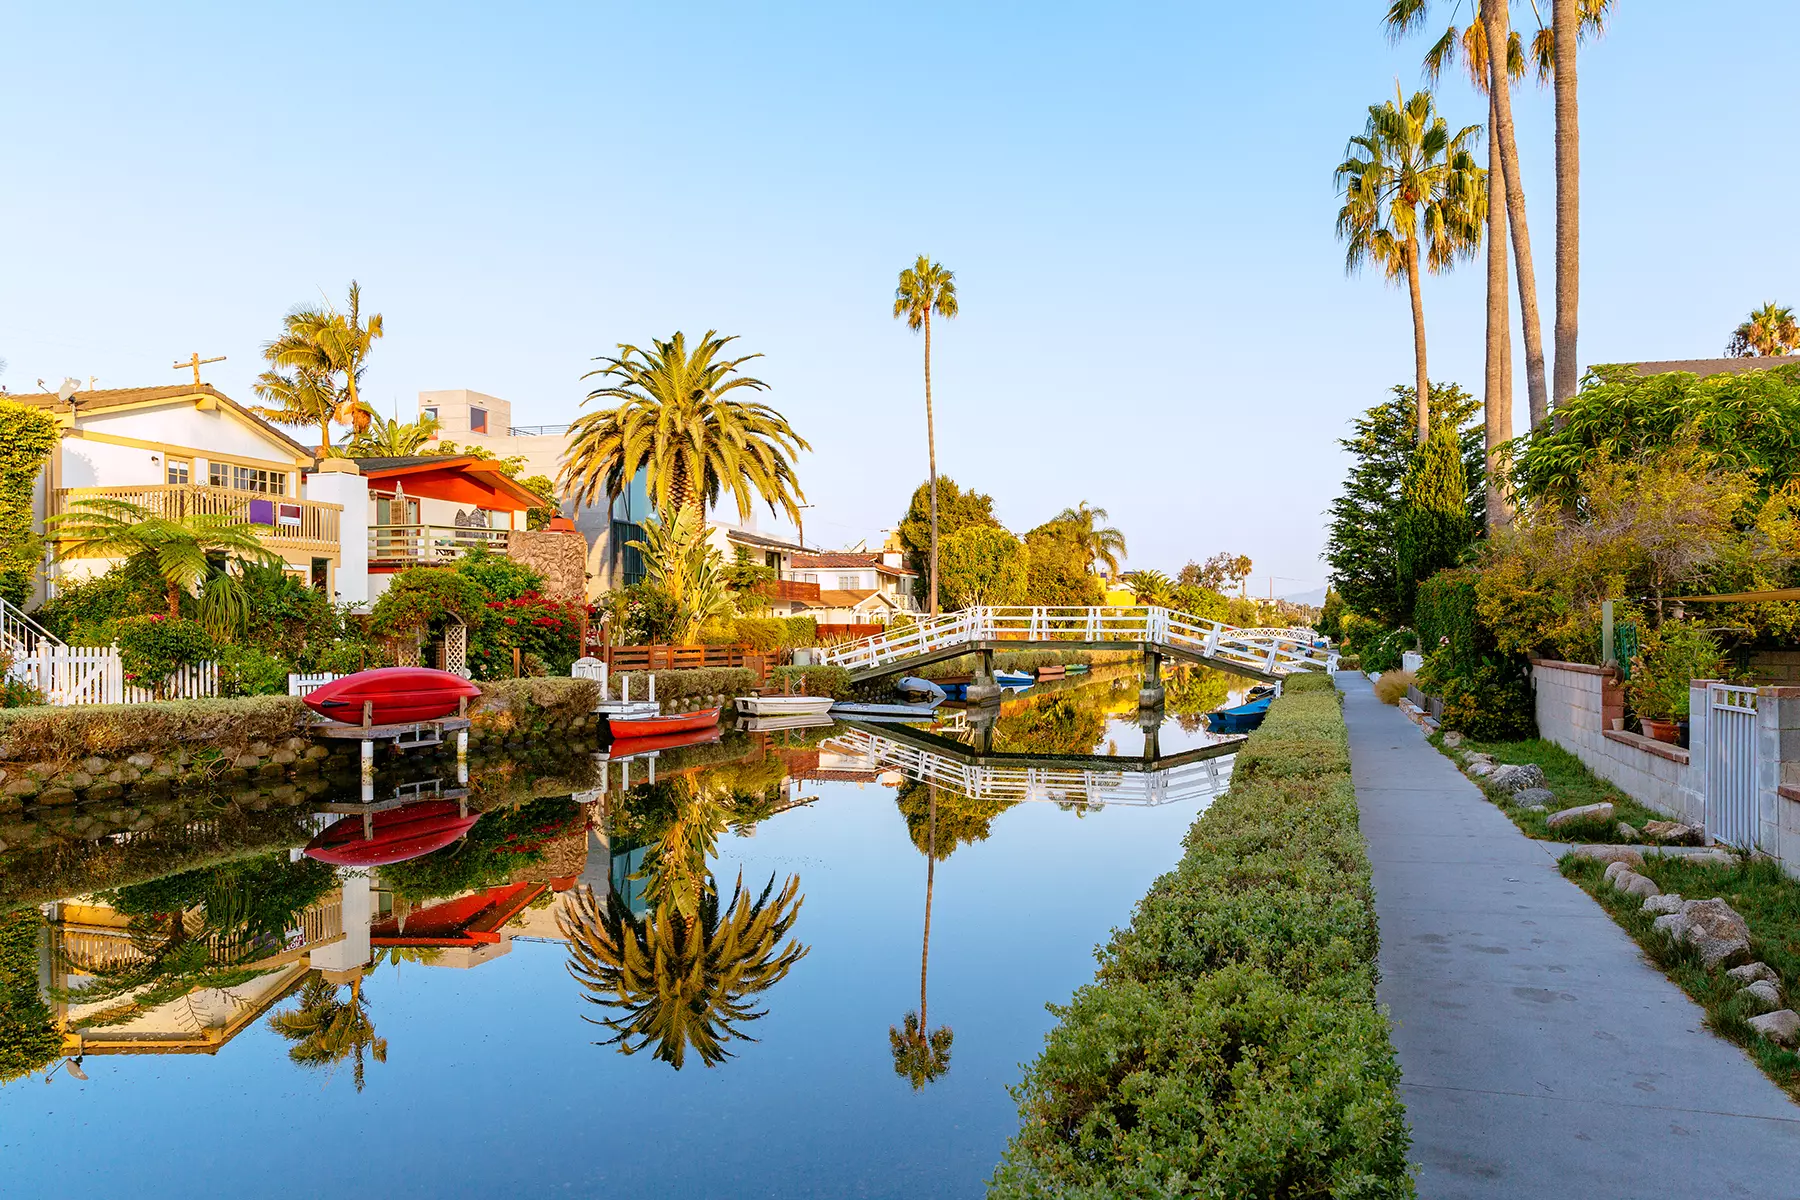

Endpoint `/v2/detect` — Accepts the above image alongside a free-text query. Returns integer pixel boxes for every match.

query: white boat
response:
[735,695,836,717]
[738,712,837,733]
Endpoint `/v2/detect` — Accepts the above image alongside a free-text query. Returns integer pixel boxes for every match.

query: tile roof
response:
[792,551,915,575]
[1630,356,1800,379]
[10,383,316,458]
[724,527,807,553]
[814,589,892,608]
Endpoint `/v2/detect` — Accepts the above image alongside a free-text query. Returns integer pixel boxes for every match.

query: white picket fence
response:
[288,672,345,698]
[11,646,220,706]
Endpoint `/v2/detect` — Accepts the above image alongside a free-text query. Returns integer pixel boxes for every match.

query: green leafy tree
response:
[562,331,809,530]
[1336,85,1486,441]
[898,477,999,601]
[0,910,62,1083]
[1170,583,1229,622]
[1195,553,1254,594]
[893,256,960,616]
[939,525,1027,608]
[1022,520,1105,607]
[453,542,545,601]
[0,399,58,606]
[46,497,283,630]
[1052,502,1128,577]
[1727,303,1800,358]
[1395,424,1475,618]
[1326,383,1485,625]
[253,281,384,453]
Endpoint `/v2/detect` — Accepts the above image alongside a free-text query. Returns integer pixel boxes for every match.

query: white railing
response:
[1705,683,1760,850]
[288,672,346,698]
[817,606,1335,677]
[369,524,511,567]
[13,646,220,705]
[0,594,63,659]
[827,725,1237,809]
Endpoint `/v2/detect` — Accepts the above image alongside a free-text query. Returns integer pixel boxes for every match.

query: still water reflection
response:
[0,669,1246,1198]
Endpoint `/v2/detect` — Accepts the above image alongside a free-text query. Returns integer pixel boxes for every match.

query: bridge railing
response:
[820,606,1335,675]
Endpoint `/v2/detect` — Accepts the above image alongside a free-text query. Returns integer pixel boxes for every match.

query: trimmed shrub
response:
[474,677,599,729]
[1414,567,1536,741]
[116,614,216,697]
[588,667,755,707]
[781,615,819,648]
[770,665,853,699]
[0,696,309,768]
[991,673,1412,1199]
[218,645,292,697]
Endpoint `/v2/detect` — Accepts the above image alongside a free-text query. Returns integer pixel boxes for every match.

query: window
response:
[233,466,285,495]
[765,551,780,569]
[469,406,488,434]
[311,557,331,592]
[838,574,859,591]
[614,519,646,586]
[166,460,190,485]
[209,462,228,488]
[422,406,438,422]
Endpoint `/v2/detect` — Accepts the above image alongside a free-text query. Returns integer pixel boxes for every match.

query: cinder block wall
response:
[1531,661,1696,823]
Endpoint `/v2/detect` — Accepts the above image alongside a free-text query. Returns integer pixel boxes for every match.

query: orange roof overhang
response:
[362,458,545,512]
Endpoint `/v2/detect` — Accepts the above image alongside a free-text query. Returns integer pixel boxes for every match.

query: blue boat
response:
[1207,696,1272,733]
[995,670,1034,689]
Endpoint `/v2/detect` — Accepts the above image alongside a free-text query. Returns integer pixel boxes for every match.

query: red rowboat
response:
[304,800,480,867]
[303,667,482,726]
[601,725,722,755]
[605,707,721,741]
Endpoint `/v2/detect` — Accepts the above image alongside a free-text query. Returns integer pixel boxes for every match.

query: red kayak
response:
[303,666,482,725]
[601,726,723,755]
[304,800,480,867]
[606,707,721,741]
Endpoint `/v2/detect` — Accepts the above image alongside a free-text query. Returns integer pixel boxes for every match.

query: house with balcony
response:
[22,384,349,604]
[354,454,550,601]
[785,551,919,624]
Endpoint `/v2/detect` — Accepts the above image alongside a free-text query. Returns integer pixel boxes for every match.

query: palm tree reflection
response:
[267,972,389,1091]
[890,784,953,1089]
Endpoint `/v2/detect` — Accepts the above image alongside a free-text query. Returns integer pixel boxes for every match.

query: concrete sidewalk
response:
[1337,671,1800,1199]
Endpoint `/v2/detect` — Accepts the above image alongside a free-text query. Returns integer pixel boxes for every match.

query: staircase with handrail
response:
[0,594,63,659]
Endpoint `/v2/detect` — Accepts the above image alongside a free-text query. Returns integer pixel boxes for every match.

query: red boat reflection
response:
[304,799,480,867]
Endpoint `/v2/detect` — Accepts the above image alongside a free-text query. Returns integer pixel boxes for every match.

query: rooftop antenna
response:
[173,352,226,385]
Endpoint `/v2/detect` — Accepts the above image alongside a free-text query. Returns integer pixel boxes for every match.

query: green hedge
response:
[770,665,853,698]
[1413,568,1480,671]
[990,673,1413,1198]
[0,909,61,1083]
[0,696,309,767]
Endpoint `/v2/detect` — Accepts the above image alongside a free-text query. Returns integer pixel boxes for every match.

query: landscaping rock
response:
[304,746,331,761]
[1652,898,1751,969]
[1616,872,1661,899]
[1515,787,1556,808]
[1442,731,1464,749]
[37,787,77,807]
[125,753,155,770]
[1643,820,1704,846]
[1545,802,1614,830]
[81,756,110,775]
[1524,804,1548,814]
[271,749,297,766]
[1739,980,1783,1012]
[1603,860,1635,885]
[1728,962,1780,986]
[1490,763,1548,792]
[1468,761,1496,777]
[1643,893,1685,915]
[1568,844,1644,867]
[63,771,94,792]
[1615,821,1640,843]
[1748,1010,1800,1046]
[233,755,261,771]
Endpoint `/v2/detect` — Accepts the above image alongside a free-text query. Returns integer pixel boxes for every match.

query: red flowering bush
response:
[470,591,585,678]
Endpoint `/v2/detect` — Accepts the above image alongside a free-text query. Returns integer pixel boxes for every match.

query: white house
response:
[786,551,918,624]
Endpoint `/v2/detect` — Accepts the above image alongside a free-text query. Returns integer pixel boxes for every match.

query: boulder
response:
[1524,804,1548,814]
[1748,1010,1800,1046]
[1490,763,1549,792]
[1643,893,1686,916]
[1567,844,1644,867]
[1515,787,1557,808]
[1653,898,1752,969]
[62,771,94,792]
[81,756,110,775]
[233,755,261,771]
[1603,860,1635,885]
[1739,980,1783,1012]
[1615,822,1641,843]
[1615,872,1661,899]
[1546,802,1615,830]
[1468,761,1496,777]
[1643,820,1704,846]
[1442,731,1464,749]
[125,753,156,770]
[1728,962,1780,987]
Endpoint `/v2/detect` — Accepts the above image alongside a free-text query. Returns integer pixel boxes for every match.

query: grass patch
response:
[990,671,1413,1199]
[1427,734,1667,844]
[1561,852,1800,1099]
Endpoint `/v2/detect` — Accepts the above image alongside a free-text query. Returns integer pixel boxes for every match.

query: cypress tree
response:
[1395,424,1474,621]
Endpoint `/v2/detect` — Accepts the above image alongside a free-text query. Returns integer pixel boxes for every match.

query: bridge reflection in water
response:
[825,721,1241,810]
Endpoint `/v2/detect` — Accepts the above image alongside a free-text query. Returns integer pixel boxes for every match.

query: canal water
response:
[0,668,1246,1198]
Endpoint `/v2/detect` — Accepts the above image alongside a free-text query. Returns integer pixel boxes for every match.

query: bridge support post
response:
[967,704,998,755]
[1138,649,1165,709]
[1138,705,1162,761]
[966,647,1002,706]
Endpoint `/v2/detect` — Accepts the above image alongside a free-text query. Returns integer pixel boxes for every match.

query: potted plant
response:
[1625,623,1725,744]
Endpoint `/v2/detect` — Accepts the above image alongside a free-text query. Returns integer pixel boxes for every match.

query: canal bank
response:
[1337,671,1800,1199]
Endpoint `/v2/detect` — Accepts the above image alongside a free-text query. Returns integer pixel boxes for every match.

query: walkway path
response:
[1337,672,1800,1199]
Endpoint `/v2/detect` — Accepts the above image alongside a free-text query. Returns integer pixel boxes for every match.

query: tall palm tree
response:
[46,497,282,621]
[268,973,389,1092]
[893,257,960,617]
[347,411,440,457]
[254,282,384,454]
[560,872,808,1069]
[1482,57,1513,527]
[1053,501,1129,577]
[1336,86,1486,442]
[1387,0,1547,431]
[562,331,809,531]
[890,784,952,1089]
[1727,304,1800,358]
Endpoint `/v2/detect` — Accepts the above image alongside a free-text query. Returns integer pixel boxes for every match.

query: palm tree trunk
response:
[1552,0,1580,415]
[1483,0,1549,432]
[924,312,940,618]
[921,785,936,1029]
[1483,60,1514,529]
[1405,239,1430,443]
[167,581,181,619]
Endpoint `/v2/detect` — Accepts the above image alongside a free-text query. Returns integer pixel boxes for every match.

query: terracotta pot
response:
[1641,717,1680,744]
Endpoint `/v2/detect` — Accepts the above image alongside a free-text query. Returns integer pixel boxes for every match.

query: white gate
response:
[1705,683,1760,849]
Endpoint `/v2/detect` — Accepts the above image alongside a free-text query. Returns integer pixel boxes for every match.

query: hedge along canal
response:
[989,672,1414,1199]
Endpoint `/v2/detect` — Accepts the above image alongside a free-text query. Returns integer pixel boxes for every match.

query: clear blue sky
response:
[2,2,1792,593]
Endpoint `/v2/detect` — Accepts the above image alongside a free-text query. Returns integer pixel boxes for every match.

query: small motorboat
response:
[897,677,948,705]
[738,712,837,732]
[995,670,1034,689]
[736,695,836,717]
[607,707,721,740]
[599,725,722,755]
[303,667,482,726]
[831,700,939,719]
[305,800,479,867]
[1207,696,1272,733]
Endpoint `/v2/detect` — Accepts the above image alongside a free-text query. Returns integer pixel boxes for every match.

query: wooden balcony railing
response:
[604,643,769,679]
[760,579,821,603]
[370,524,510,568]
[51,484,342,552]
